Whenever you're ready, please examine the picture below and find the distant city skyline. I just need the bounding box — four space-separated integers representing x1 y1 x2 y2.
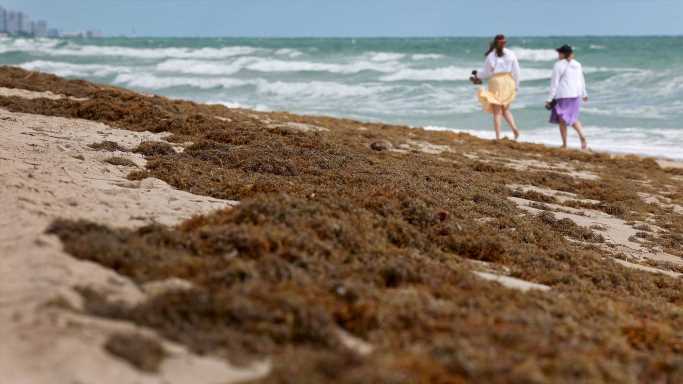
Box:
0 5 55 37
0 4 101 38
1 0 682 37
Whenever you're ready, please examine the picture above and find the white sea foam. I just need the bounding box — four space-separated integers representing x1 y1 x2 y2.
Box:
368 52 406 62
590 44 607 50
0 37 60 54
521 68 553 81
6 40 262 59
156 57 257 75
255 80 393 98
424 125 683 160
380 66 472 82
113 73 248 89
112 72 392 99
19 60 131 77
411 54 445 60
245 58 401 74
510 47 558 62
205 100 270 111
380 66 551 82
275 48 304 58
156 57 403 75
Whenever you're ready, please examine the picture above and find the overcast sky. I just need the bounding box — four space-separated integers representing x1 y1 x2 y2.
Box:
3 0 682 37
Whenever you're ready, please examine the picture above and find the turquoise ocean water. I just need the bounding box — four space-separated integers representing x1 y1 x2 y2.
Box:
2 36 682 159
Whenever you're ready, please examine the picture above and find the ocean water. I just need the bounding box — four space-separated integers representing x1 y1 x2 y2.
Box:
2 36 682 159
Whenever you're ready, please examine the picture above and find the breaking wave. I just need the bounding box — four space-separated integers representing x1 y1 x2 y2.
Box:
510 47 558 62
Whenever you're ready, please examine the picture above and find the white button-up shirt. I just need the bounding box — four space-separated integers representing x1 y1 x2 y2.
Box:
478 48 521 90
548 59 588 101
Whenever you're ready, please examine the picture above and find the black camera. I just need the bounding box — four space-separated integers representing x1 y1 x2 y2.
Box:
469 70 482 85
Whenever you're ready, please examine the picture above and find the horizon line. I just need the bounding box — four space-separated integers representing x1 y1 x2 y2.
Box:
93 34 683 39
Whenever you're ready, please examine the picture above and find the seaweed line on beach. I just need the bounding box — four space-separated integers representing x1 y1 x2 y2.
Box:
4 66 683 383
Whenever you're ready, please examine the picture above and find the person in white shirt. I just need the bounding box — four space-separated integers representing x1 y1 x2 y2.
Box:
546 45 589 150
470 34 521 141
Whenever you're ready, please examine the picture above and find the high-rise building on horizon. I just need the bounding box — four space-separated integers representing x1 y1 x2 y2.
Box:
6 11 18 34
18 12 32 35
0 7 7 33
32 20 48 37
0 6 71 37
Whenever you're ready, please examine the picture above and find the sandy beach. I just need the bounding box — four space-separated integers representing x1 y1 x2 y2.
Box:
2 67 683 383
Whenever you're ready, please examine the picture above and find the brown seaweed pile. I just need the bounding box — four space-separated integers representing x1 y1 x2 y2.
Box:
104 156 137 167
4 67 683 383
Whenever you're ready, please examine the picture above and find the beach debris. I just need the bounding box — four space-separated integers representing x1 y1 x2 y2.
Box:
142 278 194 297
335 328 374 356
133 141 176 156
104 333 168 373
370 140 392 151
269 121 329 133
88 140 129 152
104 156 137 167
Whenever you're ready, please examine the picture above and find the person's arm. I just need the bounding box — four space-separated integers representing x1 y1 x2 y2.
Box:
511 55 521 91
579 64 588 100
548 62 561 102
478 55 494 80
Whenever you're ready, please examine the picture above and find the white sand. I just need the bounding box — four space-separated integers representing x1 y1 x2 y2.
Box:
0 86 88 101
657 159 683 170
0 95 269 384
510 195 683 277
474 272 551 292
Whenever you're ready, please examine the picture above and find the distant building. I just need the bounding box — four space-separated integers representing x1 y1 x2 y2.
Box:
62 31 84 38
32 20 48 37
0 7 7 33
6 11 19 34
47 28 60 38
18 12 32 35
85 29 103 39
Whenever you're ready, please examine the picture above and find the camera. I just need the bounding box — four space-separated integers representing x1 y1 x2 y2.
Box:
469 70 482 85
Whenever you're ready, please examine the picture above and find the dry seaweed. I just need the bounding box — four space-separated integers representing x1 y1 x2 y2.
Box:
88 140 128 152
104 332 167 373
104 156 137 167
3 66 683 383
133 141 176 157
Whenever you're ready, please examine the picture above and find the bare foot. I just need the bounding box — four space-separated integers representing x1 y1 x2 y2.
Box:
513 129 520 141
580 137 588 150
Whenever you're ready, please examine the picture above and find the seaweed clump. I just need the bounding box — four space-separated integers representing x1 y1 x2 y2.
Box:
104 156 137 167
88 140 128 152
104 332 167 373
133 141 176 156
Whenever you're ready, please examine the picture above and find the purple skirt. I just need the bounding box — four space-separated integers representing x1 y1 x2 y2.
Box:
550 97 581 125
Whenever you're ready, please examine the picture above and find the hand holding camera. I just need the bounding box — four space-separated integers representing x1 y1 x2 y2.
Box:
469 70 482 85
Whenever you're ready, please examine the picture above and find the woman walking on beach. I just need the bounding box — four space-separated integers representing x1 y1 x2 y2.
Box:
471 34 521 140
546 45 589 150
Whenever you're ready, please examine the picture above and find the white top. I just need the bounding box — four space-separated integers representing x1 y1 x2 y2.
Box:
478 48 521 90
548 59 588 101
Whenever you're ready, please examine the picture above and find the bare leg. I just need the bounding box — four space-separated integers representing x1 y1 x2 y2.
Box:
492 105 503 140
502 105 520 140
572 121 588 150
559 121 568 148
